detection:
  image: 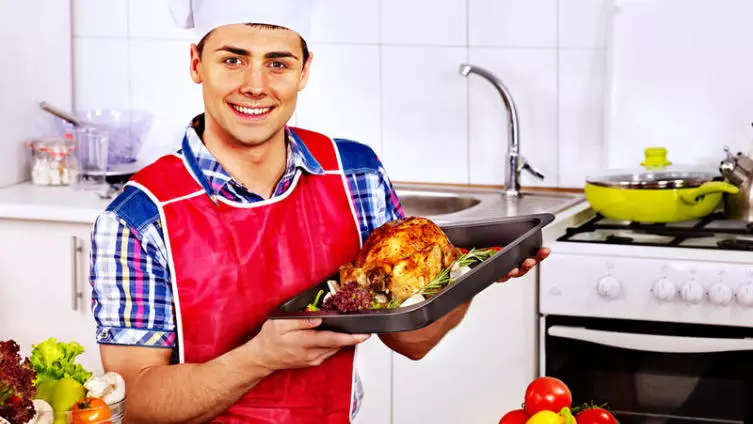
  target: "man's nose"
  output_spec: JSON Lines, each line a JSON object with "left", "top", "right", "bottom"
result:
{"left": 240, "top": 65, "right": 268, "bottom": 97}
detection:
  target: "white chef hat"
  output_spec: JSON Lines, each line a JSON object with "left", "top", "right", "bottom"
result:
{"left": 168, "top": 0, "right": 312, "bottom": 43}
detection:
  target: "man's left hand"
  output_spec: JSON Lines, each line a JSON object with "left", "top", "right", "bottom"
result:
{"left": 497, "top": 247, "right": 550, "bottom": 283}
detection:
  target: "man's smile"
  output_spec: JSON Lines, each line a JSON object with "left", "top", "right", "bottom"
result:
{"left": 229, "top": 102, "right": 275, "bottom": 120}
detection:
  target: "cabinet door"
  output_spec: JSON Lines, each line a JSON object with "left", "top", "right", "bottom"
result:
{"left": 0, "top": 220, "right": 102, "bottom": 375}
{"left": 353, "top": 337, "right": 393, "bottom": 424}
{"left": 392, "top": 272, "right": 538, "bottom": 424}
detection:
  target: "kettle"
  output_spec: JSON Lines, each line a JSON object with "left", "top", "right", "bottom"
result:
{"left": 720, "top": 146, "right": 753, "bottom": 221}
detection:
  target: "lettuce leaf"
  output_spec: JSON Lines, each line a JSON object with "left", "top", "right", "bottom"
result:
{"left": 29, "top": 338, "right": 92, "bottom": 386}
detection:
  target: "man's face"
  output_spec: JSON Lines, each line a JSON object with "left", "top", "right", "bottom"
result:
{"left": 190, "top": 24, "right": 311, "bottom": 146}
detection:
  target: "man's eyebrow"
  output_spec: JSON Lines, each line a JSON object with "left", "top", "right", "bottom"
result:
{"left": 265, "top": 51, "right": 299, "bottom": 61}
{"left": 215, "top": 45, "right": 250, "bottom": 56}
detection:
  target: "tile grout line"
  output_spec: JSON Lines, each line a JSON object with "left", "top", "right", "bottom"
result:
{"left": 126, "top": 0, "right": 133, "bottom": 113}
{"left": 555, "top": 0, "right": 561, "bottom": 188}
{"left": 466, "top": 0, "right": 471, "bottom": 185}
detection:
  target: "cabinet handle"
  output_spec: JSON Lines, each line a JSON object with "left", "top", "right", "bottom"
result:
{"left": 71, "top": 236, "right": 84, "bottom": 311}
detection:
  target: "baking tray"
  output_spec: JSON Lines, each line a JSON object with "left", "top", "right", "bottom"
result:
{"left": 268, "top": 213, "right": 555, "bottom": 333}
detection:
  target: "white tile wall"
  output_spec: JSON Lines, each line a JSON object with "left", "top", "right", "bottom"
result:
{"left": 559, "top": 0, "right": 611, "bottom": 49}
{"left": 469, "top": 0, "right": 557, "bottom": 47}
{"left": 70, "top": 0, "right": 613, "bottom": 187}
{"left": 73, "top": 39, "right": 131, "bottom": 111}
{"left": 310, "top": 0, "right": 380, "bottom": 44}
{"left": 558, "top": 50, "right": 607, "bottom": 187}
{"left": 296, "top": 44, "right": 382, "bottom": 155}
{"left": 381, "top": 0, "right": 467, "bottom": 46}
{"left": 73, "top": 0, "right": 128, "bottom": 38}
{"left": 381, "top": 46, "right": 469, "bottom": 183}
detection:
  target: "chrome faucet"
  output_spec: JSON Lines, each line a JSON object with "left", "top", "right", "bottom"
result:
{"left": 459, "top": 63, "right": 544, "bottom": 197}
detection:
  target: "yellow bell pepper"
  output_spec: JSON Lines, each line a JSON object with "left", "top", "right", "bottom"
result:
{"left": 526, "top": 407, "right": 577, "bottom": 424}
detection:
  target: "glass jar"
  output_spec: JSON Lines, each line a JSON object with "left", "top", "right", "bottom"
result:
{"left": 28, "top": 138, "right": 76, "bottom": 186}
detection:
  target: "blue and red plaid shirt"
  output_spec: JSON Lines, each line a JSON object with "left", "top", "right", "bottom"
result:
{"left": 89, "top": 115, "right": 404, "bottom": 348}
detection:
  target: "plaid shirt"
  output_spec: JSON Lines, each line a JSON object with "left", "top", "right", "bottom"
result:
{"left": 89, "top": 116, "right": 404, "bottom": 348}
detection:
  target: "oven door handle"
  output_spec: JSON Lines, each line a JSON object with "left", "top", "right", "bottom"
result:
{"left": 548, "top": 325, "right": 753, "bottom": 353}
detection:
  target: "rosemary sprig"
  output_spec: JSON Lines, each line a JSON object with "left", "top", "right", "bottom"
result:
{"left": 414, "top": 247, "right": 498, "bottom": 298}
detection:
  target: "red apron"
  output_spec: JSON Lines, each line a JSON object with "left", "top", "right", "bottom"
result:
{"left": 129, "top": 128, "right": 363, "bottom": 423}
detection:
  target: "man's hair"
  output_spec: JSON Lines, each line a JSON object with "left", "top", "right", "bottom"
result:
{"left": 196, "top": 23, "right": 310, "bottom": 64}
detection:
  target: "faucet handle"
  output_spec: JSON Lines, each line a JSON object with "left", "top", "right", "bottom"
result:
{"left": 518, "top": 155, "right": 545, "bottom": 180}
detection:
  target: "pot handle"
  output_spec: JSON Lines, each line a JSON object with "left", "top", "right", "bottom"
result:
{"left": 679, "top": 181, "right": 740, "bottom": 204}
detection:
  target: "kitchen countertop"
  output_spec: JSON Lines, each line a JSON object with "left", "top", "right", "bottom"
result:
{"left": 0, "top": 181, "right": 593, "bottom": 226}
{"left": 0, "top": 183, "right": 111, "bottom": 224}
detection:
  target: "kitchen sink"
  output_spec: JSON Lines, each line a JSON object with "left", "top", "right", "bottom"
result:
{"left": 394, "top": 183, "right": 585, "bottom": 224}
{"left": 396, "top": 191, "right": 481, "bottom": 216}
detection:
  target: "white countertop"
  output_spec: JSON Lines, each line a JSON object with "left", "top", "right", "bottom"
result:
{"left": 0, "top": 181, "right": 593, "bottom": 227}
{"left": 0, "top": 183, "right": 112, "bottom": 224}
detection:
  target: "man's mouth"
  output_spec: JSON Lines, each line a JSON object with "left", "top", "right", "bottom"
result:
{"left": 229, "top": 103, "right": 274, "bottom": 120}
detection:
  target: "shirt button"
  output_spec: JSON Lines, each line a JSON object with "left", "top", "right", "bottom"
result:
{"left": 97, "top": 329, "right": 111, "bottom": 342}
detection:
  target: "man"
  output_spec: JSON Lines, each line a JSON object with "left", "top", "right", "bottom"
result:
{"left": 89, "top": 1, "right": 549, "bottom": 423}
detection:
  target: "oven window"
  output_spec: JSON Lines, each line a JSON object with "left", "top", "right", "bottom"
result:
{"left": 544, "top": 316, "right": 753, "bottom": 424}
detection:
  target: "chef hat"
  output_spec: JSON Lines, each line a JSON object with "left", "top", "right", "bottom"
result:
{"left": 168, "top": 0, "right": 312, "bottom": 43}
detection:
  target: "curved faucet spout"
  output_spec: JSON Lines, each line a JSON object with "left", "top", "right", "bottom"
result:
{"left": 460, "top": 63, "right": 541, "bottom": 197}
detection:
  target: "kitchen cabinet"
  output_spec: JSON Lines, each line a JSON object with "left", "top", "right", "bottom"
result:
{"left": 391, "top": 272, "right": 537, "bottom": 424}
{"left": 0, "top": 218, "right": 103, "bottom": 375}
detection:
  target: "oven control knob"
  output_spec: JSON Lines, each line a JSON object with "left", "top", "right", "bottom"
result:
{"left": 680, "top": 281, "right": 705, "bottom": 304}
{"left": 597, "top": 276, "right": 621, "bottom": 299}
{"left": 652, "top": 278, "right": 676, "bottom": 302}
{"left": 736, "top": 284, "right": 753, "bottom": 307}
{"left": 708, "top": 283, "right": 733, "bottom": 306}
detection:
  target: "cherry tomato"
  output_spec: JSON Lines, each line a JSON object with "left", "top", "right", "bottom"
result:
{"left": 575, "top": 407, "right": 618, "bottom": 424}
{"left": 458, "top": 247, "right": 470, "bottom": 254}
{"left": 486, "top": 246, "right": 504, "bottom": 252}
{"left": 524, "top": 377, "right": 572, "bottom": 416}
{"left": 71, "top": 397, "right": 112, "bottom": 424}
{"left": 500, "top": 408, "right": 529, "bottom": 424}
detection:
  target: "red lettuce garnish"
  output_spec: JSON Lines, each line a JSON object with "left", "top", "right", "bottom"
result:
{"left": 0, "top": 340, "right": 36, "bottom": 424}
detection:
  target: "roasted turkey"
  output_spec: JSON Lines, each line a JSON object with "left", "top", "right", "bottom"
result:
{"left": 322, "top": 217, "right": 459, "bottom": 311}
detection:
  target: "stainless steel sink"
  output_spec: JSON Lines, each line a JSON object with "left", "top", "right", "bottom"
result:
{"left": 394, "top": 183, "right": 585, "bottom": 224}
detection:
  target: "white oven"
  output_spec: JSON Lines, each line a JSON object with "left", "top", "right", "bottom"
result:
{"left": 539, "top": 215, "right": 753, "bottom": 423}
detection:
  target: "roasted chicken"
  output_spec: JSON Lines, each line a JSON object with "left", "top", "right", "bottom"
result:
{"left": 326, "top": 217, "right": 459, "bottom": 310}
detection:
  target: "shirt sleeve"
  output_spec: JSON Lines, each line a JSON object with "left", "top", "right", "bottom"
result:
{"left": 89, "top": 211, "right": 176, "bottom": 348}
{"left": 376, "top": 156, "right": 405, "bottom": 221}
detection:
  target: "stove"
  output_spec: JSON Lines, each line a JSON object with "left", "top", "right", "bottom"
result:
{"left": 538, "top": 212, "right": 753, "bottom": 424}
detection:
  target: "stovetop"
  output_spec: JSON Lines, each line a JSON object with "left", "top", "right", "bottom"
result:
{"left": 558, "top": 212, "right": 753, "bottom": 251}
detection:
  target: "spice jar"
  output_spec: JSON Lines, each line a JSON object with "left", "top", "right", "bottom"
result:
{"left": 28, "top": 138, "right": 76, "bottom": 186}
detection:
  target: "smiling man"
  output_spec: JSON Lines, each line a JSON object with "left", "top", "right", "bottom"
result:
{"left": 88, "top": 1, "right": 547, "bottom": 423}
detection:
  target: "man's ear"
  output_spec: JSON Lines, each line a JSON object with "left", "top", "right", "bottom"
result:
{"left": 190, "top": 44, "right": 203, "bottom": 84}
{"left": 298, "top": 51, "right": 314, "bottom": 92}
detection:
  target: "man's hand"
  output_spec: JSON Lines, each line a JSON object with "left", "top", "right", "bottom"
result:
{"left": 497, "top": 247, "right": 550, "bottom": 283}
{"left": 248, "top": 318, "right": 370, "bottom": 373}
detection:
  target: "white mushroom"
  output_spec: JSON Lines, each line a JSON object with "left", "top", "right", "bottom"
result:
{"left": 400, "top": 294, "right": 426, "bottom": 307}
{"left": 25, "top": 400, "right": 53, "bottom": 424}
{"left": 84, "top": 372, "right": 126, "bottom": 404}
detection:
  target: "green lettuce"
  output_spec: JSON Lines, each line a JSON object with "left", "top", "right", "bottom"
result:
{"left": 29, "top": 338, "right": 92, "bottom": 387}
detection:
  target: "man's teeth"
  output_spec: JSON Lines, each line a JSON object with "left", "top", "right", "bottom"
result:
{"left": 233, "top": 105, "right": 271, "bottom": 116}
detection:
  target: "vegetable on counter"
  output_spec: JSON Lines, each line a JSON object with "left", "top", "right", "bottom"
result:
{"left": 70, "top": 398, "right": 111, "bottom": 424}
{"left": 0, "top": 340, "right": 36, "bottom": 424}
{"left": 29, "top": 338, "right": 92, "bottom": 394}
{"left": 83, "top": 373, "right": 125, "bottom": 405}
{"left": 499, "top": 377, "right": 619, "bottom": 424}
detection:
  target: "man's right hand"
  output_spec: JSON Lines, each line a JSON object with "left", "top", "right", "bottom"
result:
{"left": 248, "top": 318, "right": 370, "bottom": 373}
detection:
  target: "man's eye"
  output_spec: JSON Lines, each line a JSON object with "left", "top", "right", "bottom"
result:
{"left": 224, "top": 57, "right": 241, "bottom": 66}
{"left": 270, "top": 61, "right": 288, "bottom": 69}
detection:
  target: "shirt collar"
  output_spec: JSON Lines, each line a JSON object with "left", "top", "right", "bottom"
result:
{"left": 181, "top": 114, "right": 324, "bottom": 198}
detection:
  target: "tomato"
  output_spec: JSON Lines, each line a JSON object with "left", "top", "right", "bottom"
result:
{"left": 458, "top": 247, "right": 470, "bottom": 254}
{"left": 70, "top": 397, "right": 112, "bottom": 424}
{"left": 524, "top": 377, "right": 572, "bottom": 416}
{"left": 486, "top": 246, "right": 504, "bottom": 252}
{"left": 575, "top": 408, "right": 618, "bottom": 424}
{"left": 499, "top": 408, "right": 529, "bottom": 424}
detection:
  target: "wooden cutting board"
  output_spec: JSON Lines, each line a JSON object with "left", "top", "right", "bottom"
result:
{"left": 0, "top": 1, "right": 72, "bottom": 188}
{"left": 605, "top": 0, "right": 753, "bottom": 171}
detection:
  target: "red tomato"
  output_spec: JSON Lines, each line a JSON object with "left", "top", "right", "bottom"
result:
{"left": 499, "top": 408, "right": 529, "bottom": 424}
{"left": 575, "top": 407, "right": 618, "bottom": 424}
{"left": 458, "top": 247, "right": 470, "bottom": 254}
{"left": 486, "top": 246, "right": 504, "bottom": 252}
{"left": 524, "top": 377, "right": 572, "bottom": 416}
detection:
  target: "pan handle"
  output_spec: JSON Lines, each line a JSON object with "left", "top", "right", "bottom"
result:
{"left": 679, "top": 181, "right": 739, "bottom": 204}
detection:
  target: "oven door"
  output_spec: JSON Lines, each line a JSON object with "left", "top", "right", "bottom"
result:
{"left": 543, "top": 316, "right": 753, "bottom": 424}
